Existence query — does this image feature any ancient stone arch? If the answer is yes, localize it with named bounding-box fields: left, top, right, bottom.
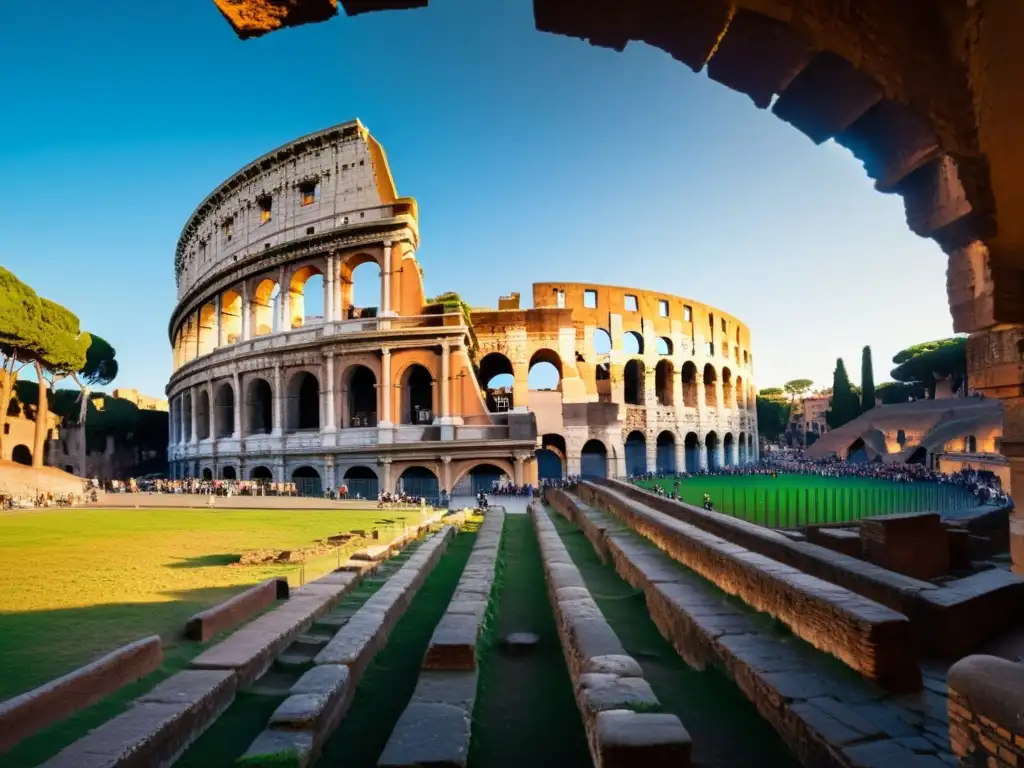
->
left=252, top=278, right=279, bottom=336
left=245, top=376, right=273, bottom=435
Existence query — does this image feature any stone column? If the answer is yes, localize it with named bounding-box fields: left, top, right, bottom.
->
left=232, top=372, right=241, bottom=438
left=674, top=440, right=685, bottom=474
left=325, top=254, right=335, bottom=322
left=278, top=267, right=290, bottom=332
left=241, top=293, right=251, bottom=342
left=380, top=347, right=392, bottom=426
left=189, top=387, right=198, bottom=445
left=272, top=362, right=283, bottom=436
left=179, top=395, right=188, bottom=446
left=325, top=455, right=336, bottom=491
left=441, top=454, right=452, bottom=492
left=646, top=438, right=658, bottom=475
left=194, top=311, right=200, bottom=360
left=215, top=294, right=224, bottom=348
left=205, top=380, right=214, bottom=441
left=381, top=241, right=392, bottom=316
left=323, top=351, right=336, bottom=432
left=698, top=440, right=708, bottom=471
left=440, top=342, right=451, bottom=419
left=695, top=372, right=705, bottom=410
left=381, top=457, right=393, bottom=494
left=513, top=452, right=525, bottom=485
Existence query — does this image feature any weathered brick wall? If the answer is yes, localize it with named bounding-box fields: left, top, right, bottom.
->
left=860, top=512, right=950, bottom=580
left=948, top=655, right=1024, bottom=767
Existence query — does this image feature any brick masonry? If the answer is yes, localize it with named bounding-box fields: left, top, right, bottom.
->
left=948, top=655, right=1024, bottom=767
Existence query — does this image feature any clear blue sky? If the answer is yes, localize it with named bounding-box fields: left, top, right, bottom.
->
left=0, top=0, right=952, bottom=399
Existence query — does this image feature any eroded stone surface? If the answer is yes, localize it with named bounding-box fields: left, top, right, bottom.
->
left=377, top=702, right=471, bottom=767
left=239, top=728, right=315, bottom=767
left=594, top=709, right=692, bottom=765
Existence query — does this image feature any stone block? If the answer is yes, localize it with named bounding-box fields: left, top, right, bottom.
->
left=410, top=671, right=478, bottom=713
left=583, top=655, right=644, bottom=679
left=290, top=664, right=349, bottom=697
left=314, top=609, right=388, bottom=670
left=580, top=677, right=660, bottom=716
left=593, top=710, right=692, bottom=768
left=423, top=614, right=482, bottom=671
left=41, top=670, right=236, bottom=768
left=0, top=635, right=163, bottom=754
left=861, top=513, right=951, bottom=580
left=546, top=563, right=586, bottom=591
left=185, top=579, right=284, bottom=642
left=377, top=702, right=471, bottom=768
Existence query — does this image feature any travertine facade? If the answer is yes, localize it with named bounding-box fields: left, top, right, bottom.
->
left=166, top=121, right=539, bottom=497
left=472, top=286, right=757, bottom=480
left=166, top=121, right=757, bottom=495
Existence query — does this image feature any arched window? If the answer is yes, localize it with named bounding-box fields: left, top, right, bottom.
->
left=528, top=349, right=562, bottom=391
left=703, top=364, right=718, bottom=408
left=681, top=362, right=698, bottom=408
left=656, top=337, right=672, bottom=356
left=624, top=360, right=645, bottom=405
left=196, top=389, right=211, bottom=440
left=623, top=331, right=644, bottom=356
left=214, top=382, right=235, bottom=438
left=537, top=433, right=567, bottom=481
left=723, top=433, right=735, bottom=466
left=580, top=439, right=608, bottom=478
left=287, top=371, right=320, bottom=431
left=252, top=278, right=279, bottom=336
left=403, top=365, right=433, bottom=424
left=705, top=431, right=719, bottom=470
left=656, top=431, right=676, bottom=474
left=246, top=378, right=273, bottom=435
left=478, top=352, right=515, bottom=410
left=347, top=366, right=377, bottom=427
left=220, top=290, right=243, bottom=344
left=625, top=431, right=646, bottom=475
left=339, top=254, right=381, bottom=319
left=655, top=360, right=673, bottom=406
left=721, top=367, right=733, bottom=408
left=966, top=434, right=977, bottom=453
left=288, top=266, right=324, bottom=329
left=684, top=432, right=700, bottom=473
left=11, top=444, right=31, bottom=466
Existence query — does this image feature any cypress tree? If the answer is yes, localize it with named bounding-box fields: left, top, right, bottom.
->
left=860, top=346, right=876, bottom=413
left=827, top=358, right=858, bottom=429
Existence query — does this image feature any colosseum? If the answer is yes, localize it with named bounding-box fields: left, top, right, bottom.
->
left=166, top=119, right=758, bottom=500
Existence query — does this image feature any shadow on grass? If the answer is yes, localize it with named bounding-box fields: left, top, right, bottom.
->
left=166, top=553, right=243, bottom=568
left=0, top=585, right=275, bottom=768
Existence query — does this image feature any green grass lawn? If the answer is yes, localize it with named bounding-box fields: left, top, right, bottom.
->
left=0, top=506, right=431, bottom=702
left=636, top=474, right=975, bottom=527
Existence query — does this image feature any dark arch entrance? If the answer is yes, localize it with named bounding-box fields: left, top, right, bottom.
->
left=536, top=449, right=563, bottom=481
left=398, top=466, right=439, bottom=504
left=288, top=372, right=320, bottom=431
left=724, top=433, right=735, bottom=466
left=580, top=439, right=607, bottom=479
left=250, top=465, right=272, bottom=481
left=681, top=362, right=698, bottom=408
left=214, top=383, right=234, bottom=438
left=705, top=431, right=720, bottom=471
left=11, top=444, right=31, bottom=466
left=246, top=378, right=273, bottom=435
left=202, top=467, right=213, bottom=481
left=221, top=465, right=237, bottom=480
left=343, top=465, right=378, bottom=499
left=403, top=365, right=433, bottom=425
left=656, top=431, right=676, bottom=474
left=625, top=430, right=646, bottom=475
left=847, top=438, right=869, bottom=463
left=347, top=366, right=377, bottom=427
left=624, top=360, right=644, bottom=405
left=477, top=352, right=515, bottom=410
left=454, top=463, right=507, bottom=497
left=684, top=432, right=700, bottom=473
left=292, top=465, right=322, bottom=496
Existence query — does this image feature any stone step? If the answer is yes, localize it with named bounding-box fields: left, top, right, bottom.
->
left=556, top=492, right=954, bottom=768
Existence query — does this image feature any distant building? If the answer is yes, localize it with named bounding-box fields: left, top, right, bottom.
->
left=111, top=388, right=168, bottom=412
left=805, top=396, right=1010, bottom=491
left=802, top=395, right=830, bottom=439
left=1, top=373, right=60, bottom=468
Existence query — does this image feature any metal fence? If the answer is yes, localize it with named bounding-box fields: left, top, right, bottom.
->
left=657, top=481, right=980, bottom=528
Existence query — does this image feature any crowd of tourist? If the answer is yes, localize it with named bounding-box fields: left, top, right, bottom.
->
left=626, top=448, right=1011, bottom=507
left=0, top=490, right=87, bottom=510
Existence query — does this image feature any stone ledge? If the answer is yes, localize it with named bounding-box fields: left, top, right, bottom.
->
left=40, top=669, right=237, bottom=768
left=558, top=490, right=955, bottom=768
left=0, top=635, right=163, bottom=754
left=185, top=578, right=287, bottom=642
left=579, top=483, right=921, bottom=692
left=948, top=655, right=1024, bottom=766
left=531, top=505, right=692, bottom=767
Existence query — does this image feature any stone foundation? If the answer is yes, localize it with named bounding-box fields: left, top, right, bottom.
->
left=948, top=655, right=1024, bottom=767
left=0, top=635, right=163, bottom=754
left=579, top=484, right=921, bottom=692
left=860, top=512, right=950, bottom=580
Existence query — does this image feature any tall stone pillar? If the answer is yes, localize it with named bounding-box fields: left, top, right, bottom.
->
left=646, top=439, right=658, bottom=474
left=241, top=295, right=251, bottom=342
left=440, top=343, right=451, bottom=419
left=513, top=452, right=525, bottom=485
left=323, top=351, right=336, bottom=432
left=324, top=254, right=335, bottom=323
left=381, top=457, right=394, bottom=494
left=215, top=294, right=224, bottom=348
left=325, top=455, right=336, bottom=491
left=380, top=348, right=392, bottom=426
left=189, top=387, right=198, bottom=445
left=272, top=362, right=283, bottom=437
left=674, top=441, right=685, bottom=475
left=698, top=440, right=708, bottom=471
left=232, top=372, right=242, bottom=439
left=278, top=267, right=290, bottom=332
left=441, top=454, right=452, bottom=492
left=381, top=241, right=392, bottom=316
left=179, top=395, right=188, bottom=446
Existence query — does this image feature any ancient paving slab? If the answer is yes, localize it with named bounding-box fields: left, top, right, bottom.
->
left=577, top=483, right=921, bottom=693
left=0, top=635, right=163, bottom=754
left=238, top=728, right=315, bottom=768
left=377, top=702, right=472, bottom=767
left=531, top=505, right=691, bottom=767
left=40, top=670, right=237, bottom=768
left=556, top=490, right=956, bottom=768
